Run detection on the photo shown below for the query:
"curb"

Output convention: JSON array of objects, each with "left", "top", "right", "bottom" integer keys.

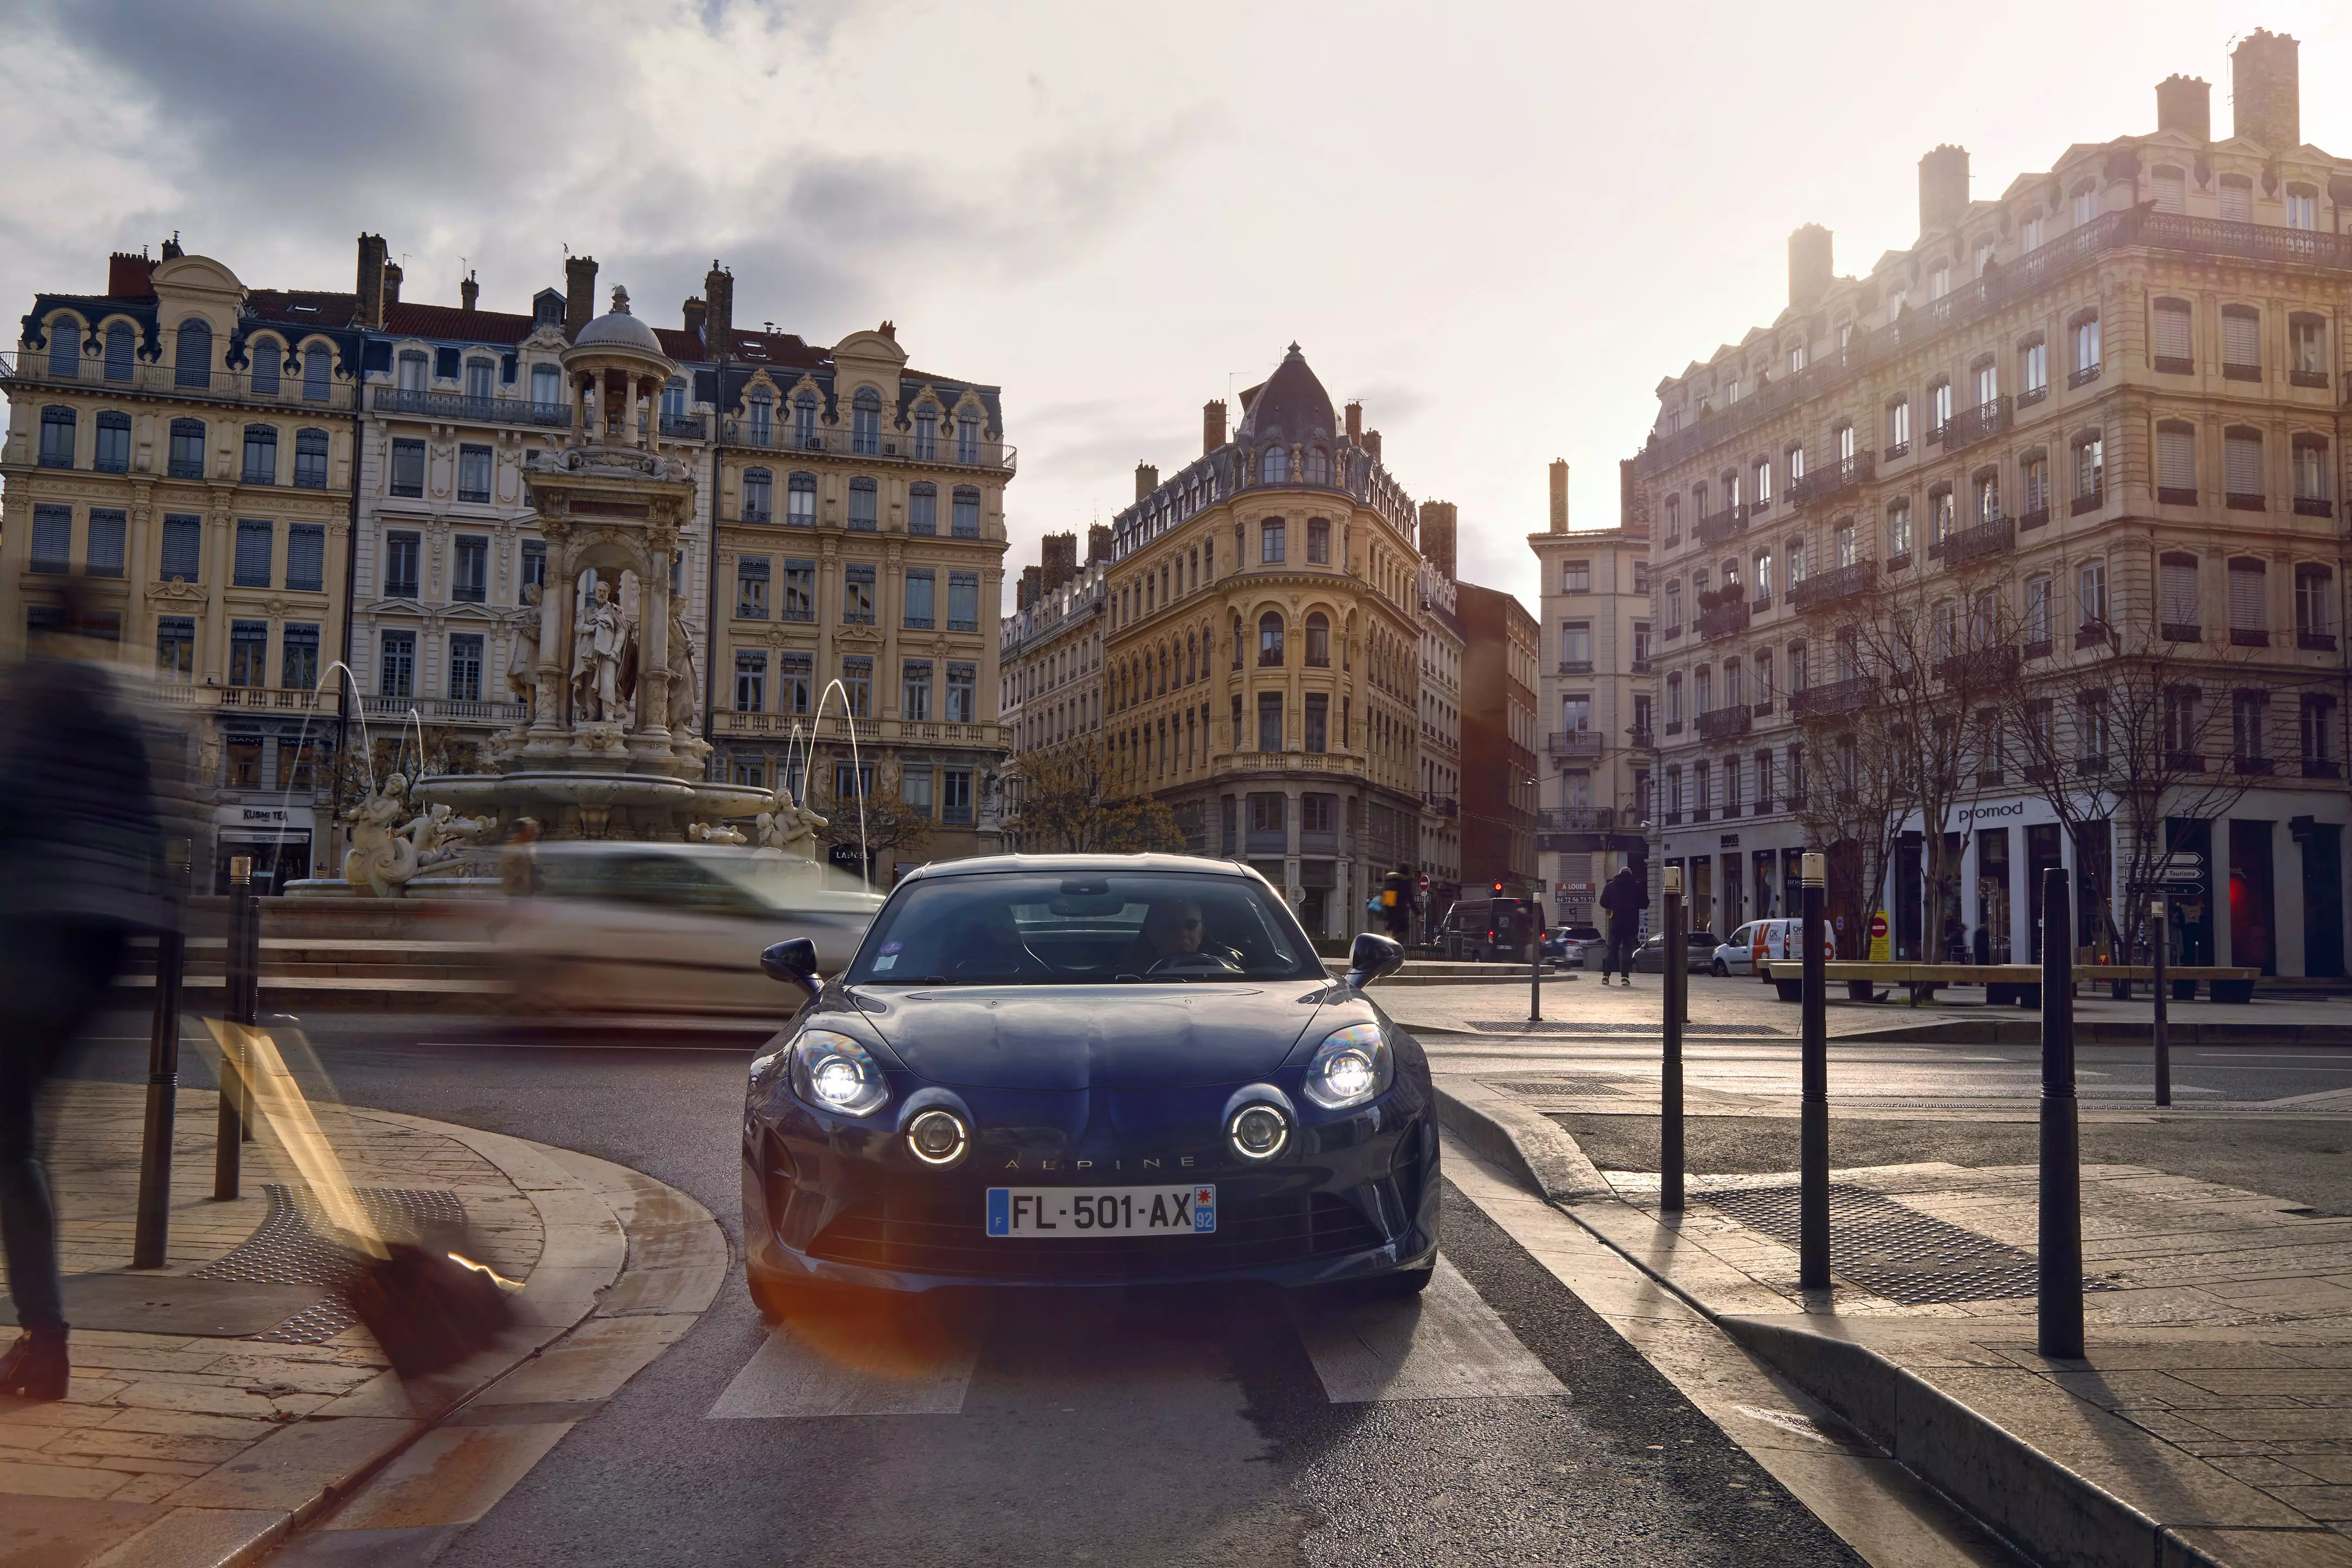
[
  {"left": 77, "top": 1112, "right": 728, "bottom": 1568},
  {"left": 1427, "top": 1082, "right": 2293, "bottom": 1568}
]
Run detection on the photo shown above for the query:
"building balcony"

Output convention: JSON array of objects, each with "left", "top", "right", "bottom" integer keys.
[
  {"left": 1421, "top": 793, "right": 1459, "bottom": 818},
  {"left": 1221, "top": 748, "right": 1367, "bottom": 777},
  {"left": 1628, "top": 727, "right": 1657, "bottom": 750},
  {"left": 2070, "top": 486, "right": 2105, "bottom": 516},
  {"left": 1546, "top": 729, "right": 1605, "bottom": 758},
  {"left": 1935, "top": 645, "right": 2021, "bottom": 687},
  {"left": 1537, "top": 806, "right": 1615, "bottom": 832},
  {"left": 3, "top": 351, "right": 359, "bottom": 412},
  {"left": 1945, "top": 396, "right": 2011, "bottom": 451},
  {"left": 1787, "top": 451, "right": 1874, "bottom": 508},
  {"left": 2304, "top": 758, "right": 2343, "bottom": 779},
  {"left": 373, "top": 385, "right": 573, "bottom": 429},
  {"left": 2234, "top": 754, "right": 2276, "bottom": 776},
  {"left": 1697, "top": 706, "right": 1752, "bottom": 742},
  {"left": 1789, "top": 558, "right": 1877, "bottom": 611},
  {"left": 360, "top": 695, "right": 529, "bottom": 725},
  {"left": 1695, "top": 599, "right": 1750, "bottom": 641},
  {"left": 1789, "top": 676, "right": 1876, "bottom": 720},
  {"left": 722, "top": 416, "right": 1016, "bottom": 474},
  {"left": 2295, "top": 497, "right": 2335, "bottom": 517},
  {"left": 1630, "top": 656, "right": 1653, "bottom": 675},
  {"left": 1693, "top": 504, "right": 1749, "bottom": 546},
  {"left": 714, "top": 712, "right": 1009, "bottom": 750},
  {"left": 1935, "top": 515, "right": 2015, "bottom": 569},
  {"left": 2300, "top": 630, "right": 2338, "bottom": 651},
  {"left": 1557, "top": 659, "right": 1594, "bottom": 675},
  {"left": 146, "top": 683, "right": 340, "bottom": 714},
  {"left": 2018, "top": 504, "right": 2051, "bottom": 531}
]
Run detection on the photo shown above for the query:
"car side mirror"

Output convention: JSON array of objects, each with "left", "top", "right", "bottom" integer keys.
[
  {"left": 761, "top": 938, "right": 822, "bottom": 999},
  {"left": 1346, "top": 931, "right": 1405, "bottom": 989}
]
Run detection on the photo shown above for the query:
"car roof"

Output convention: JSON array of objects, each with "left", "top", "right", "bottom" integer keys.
[{"left": 895, "top": 852, "right": 1265, "bottom": 885}]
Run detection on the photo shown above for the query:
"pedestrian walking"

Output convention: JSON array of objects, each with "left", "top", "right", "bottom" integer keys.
[
  {"left": 1972, "top": 922, "right": 1991, "bottom": 966},
  {"left": 1598, "top": 865, "right": 1643, "bottom": 987},
  {"left": 0, "top": 588, "right": 166, "bottom": 1402},
  {"left": 1378, "top": 866, "right": 1418, "bottom": 944}
]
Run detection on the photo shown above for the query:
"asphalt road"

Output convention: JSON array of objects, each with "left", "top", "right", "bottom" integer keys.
[{"left": 57, "top": 1015, "right": 1875, "bottom": 1567}]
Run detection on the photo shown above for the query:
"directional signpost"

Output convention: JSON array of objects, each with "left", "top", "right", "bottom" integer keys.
[{"left": 2155, "top": 851, "right": 2205, "bottom": 897}]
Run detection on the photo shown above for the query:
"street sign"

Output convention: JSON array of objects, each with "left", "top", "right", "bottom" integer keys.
[
  {"left": 2160, "top": 853, "right": 2205, "bottom": 878},
  {"left": 2155, "top": 879, "right": 2203, "bottom": 896},
  {"left": 1418, "top": 873, "right": 1429, "bottom": 894}
]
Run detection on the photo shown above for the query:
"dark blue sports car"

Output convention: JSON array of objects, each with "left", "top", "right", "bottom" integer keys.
[{"left": 740, "top": 854, "right": 1437, "bottom": 1307}]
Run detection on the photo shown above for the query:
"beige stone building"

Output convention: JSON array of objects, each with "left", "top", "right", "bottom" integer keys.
[
  {"left": 1099, "top": 346, "right": 1425, "bottom": 937},
  {"left": 997, "top": 526, "right": 1109, "bottom": 843},
  {"left": 1635, "top": 31, "right": 2349, "bottom": 974},
  {"left": 1414, "top": 516, "right": 1463, "bottom": 922},
  {"left": 1529, "top": 459, "right": 1653, "bottom": 928},
  {"left": 2, "top": 243, "right": 360, "bottom": 892}
]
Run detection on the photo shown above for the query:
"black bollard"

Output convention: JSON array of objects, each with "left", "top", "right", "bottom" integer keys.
[
  {"left": 133, "top": 841, "right": 191, "bottom": 1269},
  {"left": 214, "top": 856, "right": 253, "bottom": 1201},
  {"left": 2150, "top": 896, "right": 2171, "bottom": 1108},
  {"left": 1799, "top": 851, "right": 1830, "bottom": 1292},
  {"left": 1661, "top": 868, "right": 1685, "bottom": 1213},
  {"left": 1528, "top": 907, "right": 1543, "bottom": 1025},
  {"left": 2039, "top": 865, "right": 2085, "bottom": 1358}
]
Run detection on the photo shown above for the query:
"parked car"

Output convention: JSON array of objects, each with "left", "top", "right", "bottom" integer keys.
[
  {"left": 1731, "top": 918, "right": 1838, "bottom": 978},
  {"left": 1439, "top": 895, "right": 1542, "bottom": 962},
  {"left": 1542, "top": 923, "right": 1604, "bottom": 968},
  {"left": 504, "top": 842, "right": 884, "bottom": 1016},
  {"left": 1631, "top": 929, "right": 1722, "bottom": 974}
]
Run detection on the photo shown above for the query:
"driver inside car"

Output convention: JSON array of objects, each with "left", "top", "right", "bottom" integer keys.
[{"left": 1119, "top": 898, "right": 1207, "bottom": 972}]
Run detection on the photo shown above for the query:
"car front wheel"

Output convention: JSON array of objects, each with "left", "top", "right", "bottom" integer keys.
[{"left": 1710, "top": 959, "right": 1727, "bottom": 977}]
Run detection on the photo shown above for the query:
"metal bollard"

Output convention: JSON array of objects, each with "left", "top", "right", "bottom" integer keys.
[
  {"left": 1660, "top": 868, "right": 1685, "bottom": 1213},
  {"left": 2150, "top": 896, "right": 2171, "bottom": 1108},
  {"left": 2039, "top": 865, "right": 2085, "bottom": 1358},
  {"left": 1799, "top": 851, "right": 1829, "bottom": 1292},
  {"left": 214, "top": 856, "right": 254, "bottom": 1201},
  {"left": 1528, "top": 912, "right": 1543, "bottom": 1024},
  {"left": 133, "top": 841, "right": 191, "bottom": 1268}
]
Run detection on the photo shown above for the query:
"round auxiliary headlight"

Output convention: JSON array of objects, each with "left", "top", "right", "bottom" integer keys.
[
  {"left": 1228, "top": 1103, "right": 1290, "bottom": 1162},
  {"left": 906, "top": 1108, "right": 969, "bottom": 1167}
]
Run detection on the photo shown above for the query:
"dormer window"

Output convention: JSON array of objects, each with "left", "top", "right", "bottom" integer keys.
[
  {"left": 2072, "top": 179, "right": 2098, "bottom": 226},
  {"left": 2287, "top": 183, "right": 2320, "bottom": 231},
  {"left": 1930, "top": 260, "right": 1952, "bottom": 300}
]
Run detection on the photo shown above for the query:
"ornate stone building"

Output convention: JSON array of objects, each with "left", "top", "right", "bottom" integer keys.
[
  {"left": 2, "top": 244, "right": 362, "bottom": 892},
  {"left": 1635, "top": 31, "right": 2349, "bottom": 973},
  {"left": 1414, "top": 510, "right": 1464, "bottom": 926},
  {"left": 1100, "top": 346, "right": 1424, "bottom": 938},
  {"left": 1456, "top": 579, "right": 1539, "bottom": 893}
]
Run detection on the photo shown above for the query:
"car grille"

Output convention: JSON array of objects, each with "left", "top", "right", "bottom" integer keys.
[{"left": 808, "top": 1191, "right": 1385, "bottom": 1280}]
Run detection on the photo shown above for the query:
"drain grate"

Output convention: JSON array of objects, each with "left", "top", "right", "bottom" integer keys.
[
  {"left": 192, "top": 1184, "right": 466, "bottom": 1343},
  {"left": 1697, "top": 1182, "right": 2112, "bottom": 1306},
  {"left": 1489, "top": 1077, "right": 1632, "bottom": 1098}
]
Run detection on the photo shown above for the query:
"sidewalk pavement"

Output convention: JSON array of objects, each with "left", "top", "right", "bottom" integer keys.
[
  {"left": 0, "top": 1079, "right": 726, "bottom": 1568},
  {"left": 1437, "top": 1079, "right": 2352, "bottom": 1568}
]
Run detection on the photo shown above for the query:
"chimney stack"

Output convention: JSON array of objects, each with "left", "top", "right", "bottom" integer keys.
[
  {"left": 1202, "top": 399, "right": 1226, "bottom": 455},
  {"left": 460, "top": 270, "right": 479, "bottom": 312},
  {"left": 381, "top": 262, "right": 403, "bottom": 309},
  {"left": 1418, "top": 501, "right": 1457, "bottom": 580},
  {"left": 108, "top": 250, "right": 155, "bottom": 300},
  {"left": 1917, "top": 144, "right": 1971, "bottom": 235},
  {"left": 1345, "top": 401, "right": 1363, "bottom": 443},
  {"left": 2231, "top": 30, "right": 2300, "bottom": 151},
  {"left": 355, "top": 234, "right": 388, "bottom": 329},
  {"left": 682, "top": 296, "right": 707, "bottom": 353},
  {"left": 563, "top": 255, "right": 598, "bottom": 340},
  {"left": 1086, "top": 524, "right": 1112, "bottom": 565},
  {"left": 1363, "top": 429, "right": 1381, "bottom": 464},
  {"left": 1018, "top": 565, "right": 1042, "bottom": 610},
  {"left": 1041, "top": 533, "right": 1079, "bottom": 594},
  {"left": 1134, "top": 462, "right": 1159, "bottom": 501},
  {"left": 1788, "top": 224, "right": 1833, "bottom": 310},
  {"left": 1620, "top": 458, "right": 1648, "bottom": 535},
  {"left": 1549, "top": 460, "right": 1571, "bottom": 534},
  {"left": 703, "top": 261, "right": 734, "bottom": 354},
  {"left": 2156, "top": 74, "right": 2211, "bottom": 143}
]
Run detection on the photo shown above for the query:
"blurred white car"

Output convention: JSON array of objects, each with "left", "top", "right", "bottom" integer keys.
[{"left": 503, "top": 842, "right": 883, "bottom": 1015}]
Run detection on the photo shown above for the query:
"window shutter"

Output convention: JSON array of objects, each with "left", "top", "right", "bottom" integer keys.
[
  {"left": 2223, "top": 310, "right": 2260, "bottom": 368},
  {"left": 2162, "top": 560, "right": 2199, "bottom": 624},
  {"left": 2154, "top": 303, "right": 2192, "bottom": 362},
  {"left": 2229, "top": 562, "right": 2267, "bottom": 629},
  {"left": 30, "top": 505, "right": 71, "bottom": 568},
  {"left": 2227, "top": 434, "right": 2263, "bottom": 497},
  {"left": 2221, "top": 179, "right": 2253, "bottom": 224},
  {"left": 2158, "top": 428, "right": 2196, "bottom": 491},
  {"left": 2153, "top": 170, "right": 2184, "bottom": 213}
]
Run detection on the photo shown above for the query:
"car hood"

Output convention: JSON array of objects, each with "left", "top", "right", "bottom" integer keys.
[{"left": 851, "top": 982, "right": 1328, "bottom": 1091}]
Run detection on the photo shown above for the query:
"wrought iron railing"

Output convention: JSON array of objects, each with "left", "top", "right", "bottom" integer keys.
[
  {"left": 1936, "top": 516, "right": 2015, "bottom": 569},
  {"left": 1546, "top": 730, "right": 1605, "bottom": 757},
  {"left": 1536, "top": 806, "right": 1615, "bottom": 832},
  {"left": 1696, "top": 599, "right": 1751, "bottom": 641},
  {"left": 375, "top": 386, "right": 572, "bottom": 428},
  {"left": 722, "top": 416, "right": 1016, "bottom": 473},
  {"left": 1789, "top": 558, "right": 1877, "bottom": 610},
  {"left": 1697, "top": 706, "right": 1752, "bottom": 741},
  {"left": 1790, "top": 676, "right": 1876, "bottom": 720},
  {"left": 1787, "top": 452, "right": 1873, "bottom": 508},
  {"left": 4, "top": 351, "right": 358, "bottom": 411}
]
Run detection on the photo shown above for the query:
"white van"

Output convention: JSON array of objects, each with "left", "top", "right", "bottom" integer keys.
[{"left": 1716, "top": 918, "right": 1835, "bottom": 978}]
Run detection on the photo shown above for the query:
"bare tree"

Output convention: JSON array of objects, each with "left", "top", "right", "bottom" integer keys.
[
  {"left": 1791, "top": 694, "right": 1911, "bottom": 957},
  {"left": 1004, "top": 739, "right": 1185, "bottom": 853}
]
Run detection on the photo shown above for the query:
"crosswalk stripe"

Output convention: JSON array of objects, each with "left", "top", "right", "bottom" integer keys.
[
  {"left": 1288, "top": 1258, "right": 1568, "bottom": 1403},
  {"left": 708, "top": 1320, "right": 981, "bottom": 1418}
]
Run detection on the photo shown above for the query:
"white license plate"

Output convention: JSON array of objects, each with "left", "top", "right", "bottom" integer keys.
[{"left": 986, "top": 1185, "right": 1217, "bottom": 1238}]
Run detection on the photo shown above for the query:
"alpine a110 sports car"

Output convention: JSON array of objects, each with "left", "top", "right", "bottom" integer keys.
[{"left": 740, "top": 854, "right": 1436, "bottom": 1306}]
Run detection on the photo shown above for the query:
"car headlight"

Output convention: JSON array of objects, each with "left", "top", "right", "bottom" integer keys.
[
  {"left": 1228, "top": 1102, "right": 1290, "bottom": 1161},
  {"left": 788, "top": 1029, "right": 890, "bottom": 1117},
  {"left": 1302, "top": 1022, "right": 1392, "bottom": 1111},
  {"left": 905, "top": 1107, "right": 970, "bottom": 1166}
]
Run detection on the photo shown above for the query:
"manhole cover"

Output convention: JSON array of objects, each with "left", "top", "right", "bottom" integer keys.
[
  {"left": 1488, "top": 1078, "right": 1631, "bottom": 1098},
  {"left": 192, "top": 1184, "right": 466, "bottom": 1343}
]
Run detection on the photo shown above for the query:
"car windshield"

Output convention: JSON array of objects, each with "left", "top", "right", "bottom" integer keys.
[{"left": 843, "top": 869, "right": 1321, "bottom": 985}]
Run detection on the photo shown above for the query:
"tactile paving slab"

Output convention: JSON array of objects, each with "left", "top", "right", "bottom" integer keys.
[
  {"left": 1697, "top": 1181, "right": 2113, "bottom": 1305},
  {"left": 192, "top": 1183, "right": 466, "bottom": 1343}
]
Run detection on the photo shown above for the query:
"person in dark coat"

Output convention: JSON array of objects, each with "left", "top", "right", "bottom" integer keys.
[
  {"left": 1379, "top": 867, "right": 1419, "bottom": 942},
  {"left": 1972, "top": 922, "right": 1991, "bottom": 966},
  {"left": 1598, "top": 865, "right": 1644, "bottom": 986},
  {"left": 0, "top": 593, "right": 166, "bottom": 1402}
]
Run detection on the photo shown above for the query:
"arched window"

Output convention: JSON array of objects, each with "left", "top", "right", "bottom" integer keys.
[
  {"left": 169, "top": 417, "right": 206, "bottom": 478},
  {"left": 249, "top": 335, "right": 281, "bottom": 395},
  {"left": 951, "top": 486, "right": 980, "bottom": 538},
  {"left": 1258, "top": 611, "right": 1285, "bottom": 667},
  {"left": 793, "top": 391, "right": 819, "bottom": 448},
  {"left": 303, "top": 342, "right": 333, "bottom": 401},
  {"left": 46, "top": 314, "right": 82, "bottom": 378},
  {"left": 743, "top": 467, "right": 774, "bottom": 523},
  {"left": 908, "top": 481, "right": 937, "bottom": 535},
  {"left": 294, "top": 428, "right": 329, "bottom": 489},
  {"left": 242, "top": 424, "right": 278, "bottom": 484},
  {"left": 105, "top": 322, "right": 135, "bottom": 381},
  {"left": 1304, "top": 446, "right": 1331, "bottom": 484},
  {"left": 852, "top": 388, "right": 881, "bottom": 454},
  {"left": 660, "top": 377, "right": 687, "bottom": 419},
  {"left": 38, "top": 406, "right": 75, "bottom": 468},
  {"left": 175, "top": 318, "right": 212, "bottom": 387},
  {"left": 1305, "top": 612, "right": 1331, "bottom": 667},
  {"left": 1261, "top": 446, "right": 1288, "bottom": 483},
  {"left": 914, "top": 406, "right": 938, "bottom": 459},
  {"left": 95, "top": 410, "right": 130, "bottom": 474},
  {"left": 848, "top": 475, "right": 879, "bottom": 530},
  {"left": 749, "top": 390, "right": 774, "bottom": 445},
  {"left": 787, "top": 471, "right": 818, "bottom": 525}
]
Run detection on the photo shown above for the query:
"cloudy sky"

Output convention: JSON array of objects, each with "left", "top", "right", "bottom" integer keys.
[{"left": 6, "top": 1, "right": 2348, "bottom": 609}]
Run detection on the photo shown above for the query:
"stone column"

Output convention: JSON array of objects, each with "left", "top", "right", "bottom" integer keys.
[
  {"left": 531, "top": 527, "right": 569, "bottom": 737},
  {"left": 637, "top": 546, "right": 672, "bottom": 742}
]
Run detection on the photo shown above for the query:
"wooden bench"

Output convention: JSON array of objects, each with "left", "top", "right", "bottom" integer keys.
[{"left": 1758, "top": 960, "right": 2260, "bottom": 1006}]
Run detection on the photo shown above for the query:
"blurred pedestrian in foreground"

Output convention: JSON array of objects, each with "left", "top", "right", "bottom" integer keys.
[
  {"left": 499, "top": 816, "right": 541, "bottom": 898},
  {"left": 0, "top": 586, "right": 164, "bottom": 1402}
]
